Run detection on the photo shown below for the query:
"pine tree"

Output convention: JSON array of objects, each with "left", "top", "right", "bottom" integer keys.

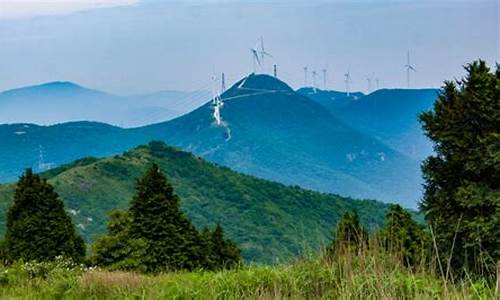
[
  {"left": 419, "top": 60, "right": 499, "bottom": 276},
  {"left": 380, "top": 205, "right": 430, "bottom": 267},
  {"left": 328, "top": 211, "right": 368, "bottom": 253},
  {"left": 128, "top": 164, "right": 207, "bottom": 272},
  {"left": 206, "top": 224, "right": 241, "bottom": 269},
  {"left": 4, "top": 169, "right": 85, "bottom": 262},
  {"left": 90, "top": 210, "right": 148, "bottom": 271},
  {"left": 91, "top": 164, "right": 243, "bottom": 272}
]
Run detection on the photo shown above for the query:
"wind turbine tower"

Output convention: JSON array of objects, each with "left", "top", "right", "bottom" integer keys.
[
  {"left": 221, "top": 72, "right": 226, "bottom": 94},
  {"left": 259, "top": 37, "right": 272, "bottom": 73},
  {"left": 405, "top": 50, "right": 416, "bottom": 88},
  {"left": 312, "top": 71, "right": 318, "bottom": 91},
  {"left": 366, "top": 76, "right": 372, "bottom": 93},
  {"left": 322, "top": 68, "right": 327, "bottom": 90},
  {"left": 375, "top": 77, "right": 380, "bottom": 90},
  {"left": 304, "top": 66, "right": 309, "bottom": 86},
  {"left": 273, "top": 64, "right": 278, "bottom": 78},
  {"left": 344, "top": 71, "right": 351, "bottom": 96}
]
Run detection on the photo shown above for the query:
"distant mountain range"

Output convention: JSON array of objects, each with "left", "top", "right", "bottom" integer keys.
[
  {"left": 0, "top": 142, "right": 392, "bottom": 263},
  {"left": 0, "top": 74, "right": 438, "bottom": 208},
  {"left": 0, "top": 81, "right": 209, "bottom": 128},
  {"left": 299, "top": 87, "right": 439, "bottom": 161},
  {"left": 297, "top": 88, "right": 365, "bottom": 110}
]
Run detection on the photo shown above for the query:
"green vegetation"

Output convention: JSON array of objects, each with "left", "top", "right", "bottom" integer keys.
[
  {"left": 0, "top": 242, "right": 495, "bottom": 299},
  {"left": 379, "top": 204, "right": 430, "bottom": 267},
  {"left": 420, "top": 60, "right": 499, "bottom": 276},
  {"left": 0, "top": 60, "right": 495, "bottom": 298},
  {"left": 328, "top": 211, "right": 368, "bottom": 251},
  {"left": 0, "top": 141, "right": 392, "bottom": 263},
  {"left": 91, "top": 164, "right": 239, "bottom": 272},
  {"left": 3, "top": 169, "right": 84, "bottom": 263}
]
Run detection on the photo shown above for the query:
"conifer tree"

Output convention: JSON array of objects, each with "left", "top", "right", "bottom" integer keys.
[
  {"left": 128, "top": 164, "right": 207, "bottom": 272},
  {"left": 92, "top": 164, "right": 243, "bottom": 272},
  {"left": 90, "top": 210, "right": 148, "bottom": 271},
  {"left": 206, "top": 224, "right": 241, "bottom": 269},
  {"left": 420, "top": 60, "right": 499, "bottom": 276},
  {"left": 380, "top": 205, "right": 430, "bottom": 266},
  {"left": 329, "top": 211, "right": 368, "bottom": 252},
  {"left": 4, "top": 169, "right": 85, "bottom": 262}
]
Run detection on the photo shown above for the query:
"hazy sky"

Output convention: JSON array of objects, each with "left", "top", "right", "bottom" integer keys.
[{"left": 0, "top": 0, "right": 498, "bottom": 95}]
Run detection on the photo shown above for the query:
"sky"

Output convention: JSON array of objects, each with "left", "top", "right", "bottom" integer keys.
[{"left": 0, "top": 0, "right": 498, "bottom": 95}]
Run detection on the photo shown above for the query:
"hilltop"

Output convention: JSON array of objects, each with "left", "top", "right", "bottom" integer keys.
[{"left": 0, "top": 141, "right": 391, "bottom": 263}]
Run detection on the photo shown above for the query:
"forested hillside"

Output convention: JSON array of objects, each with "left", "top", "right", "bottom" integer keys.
[{"left": 0, "top": 141, "right": 391, "bottom": 263}]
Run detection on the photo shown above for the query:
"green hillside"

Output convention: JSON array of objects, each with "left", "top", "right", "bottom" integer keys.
[{"left": 0, "top": 141, "right": 390, "bottom": 264}]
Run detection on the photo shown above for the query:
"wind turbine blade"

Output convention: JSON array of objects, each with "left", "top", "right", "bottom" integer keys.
[
  {"left": 254, "top": 53, "right": 261, "bottom": 65},
  {"left": 262, "top": 51, "right": 273, "bottom": 57}
]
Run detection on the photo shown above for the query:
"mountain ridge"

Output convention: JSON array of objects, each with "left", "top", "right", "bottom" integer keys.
[
  {"left": 0, "top": 81, "right": 210, "bottom": 127},
  {"left": 0, "top": 74, "right": 429, "bottom": 207}
]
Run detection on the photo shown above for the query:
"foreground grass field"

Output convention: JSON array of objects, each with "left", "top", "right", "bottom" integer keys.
[{"left": 0, "top": 249, "right": 496, "bottom": 299}]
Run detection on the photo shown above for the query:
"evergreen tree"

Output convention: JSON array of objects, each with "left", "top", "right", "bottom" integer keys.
[
  {"left": 4, "top": 169, "right": 85, "bottom": 262},
  {"left": 380, "top": 205, "right": 430, "bottom": 267},
  {"left": 328, "top": 211, "right": 368, "bottom": 253},
  {"left": 205, "top": 224, "right": 241, "bottom": 269},
  {"left": 92, "top": 164, "right": 224, "bottom": 272},
  {"left": 128, "top": 164, "right": 207, "bottom": 272},
  {"left": 419, "top": 60, "right": 499, "bottom": 276},
  {"left": 90, "top": 210, "right": 148, "bottom": 271}
]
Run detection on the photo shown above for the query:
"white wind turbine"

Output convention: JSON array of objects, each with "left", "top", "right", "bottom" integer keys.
[
  {"left": 344, "top": 71, "right": 352, "bottom": 96},
  {"left": 405, "top": 50, "right": 416, "bottom": 88},
  {"left": 259, "top": 37, "right": 272, "bottom": 73},
  {"left": 250, "top": 48, "right": 261, "bottom": 73},
  {"left": 322, "top": 68, "right": 328, "bottom": 90}
]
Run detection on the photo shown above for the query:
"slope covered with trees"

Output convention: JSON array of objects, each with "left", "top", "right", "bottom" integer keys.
[{"left": 0, "top": 141, "right": 392, "bottom": 263}]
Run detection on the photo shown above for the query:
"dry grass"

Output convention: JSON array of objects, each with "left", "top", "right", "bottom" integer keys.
[{"left": 79, "top": 270, "right": 145, "bottom": 292}]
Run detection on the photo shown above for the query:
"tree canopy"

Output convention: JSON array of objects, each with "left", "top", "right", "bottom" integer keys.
[
  {"left": 380, "top": 204, "right": 430, "bottom": 267},
  {"left": 420, "top": 60, "right": 499, "bottom": 276},
  {"left": 3, "top": 169, "right": 85, "bottom": 262},
  {"left": 91, "top": 164, "right": 240, "bottom": 272}
]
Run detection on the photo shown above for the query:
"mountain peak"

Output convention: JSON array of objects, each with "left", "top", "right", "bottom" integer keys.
[
  {"left": 0, "top": 81, "right": 101, "bottom": 97},
  {"left": 229, "top": 73, "right": 294, "bottom": 93}
]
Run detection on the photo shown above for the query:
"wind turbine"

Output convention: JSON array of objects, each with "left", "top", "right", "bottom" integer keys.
[
  {"left": 405, "top": 50, "right": 416, "bottom": 88},
  {"left": 312, "top": 70, "right": 318, "bottom": 91},
  {"left": 250, "top": 48, "right": 261, "bottom": 73},
  {"left": 303, "top": 66, "right": 309, "bottom": 86},
  {"left": 259, "top": 37, "right": 272, "bottom": 73},
  {"left": 322, "top": 68, "right": 328, "bottom": 90},
  {"left": 366, "top": 76, "right": 372, "bottom": 93},
  {"left": 344, "top": 71, "right": 352, "bottom": 96},
  {"left": 375, "top": 77, "right": 380, "bottom": 90}
]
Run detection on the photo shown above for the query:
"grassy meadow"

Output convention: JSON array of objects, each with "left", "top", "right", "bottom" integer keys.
[{"left": 0, "top": 243, "right": 496, "bottom": 299}]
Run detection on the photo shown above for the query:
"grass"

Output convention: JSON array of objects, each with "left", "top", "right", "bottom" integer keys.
[{"left": 0, "top": 245, "right": 496, "bottom": 299}]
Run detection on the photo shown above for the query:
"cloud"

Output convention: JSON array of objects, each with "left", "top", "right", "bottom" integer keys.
[{"left": 0, "top": 0, "right": 140, "bottom": 19}]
